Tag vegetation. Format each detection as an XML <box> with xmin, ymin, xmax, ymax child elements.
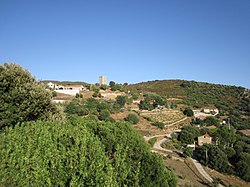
<box><xmin>139</xmin><ymin>92</ymin><xmax>167</xmax><ymax>110</ymax></box>
<box><xmin>153</xmin><ymin>121</ymin><xmax>165</xmax><ymax>129</ymax></box>
<box><xmin>116</xmin><ymin>95</ymin><xmax>128</xmax><ymax>108</ymax></box>
<box><xmin>0</xmin><ymin>63</ymin><xmax>56</xmax><ymax>129</ymax></box>
<box><xmin>183</xmin><ymin>108</ymin><xmax>194</xmax><ymax>117</ymax></box>
<box><xmin>128</xmin><ymin>80</ymin><xmax>250</xmax><ymax>130</ymax></box>
<box><xmin>124</xmin><ymin>114</ymin><xmax>139</xmax><ymax>124</ymax></box>
<box><xmin>0</xmin><ymin>118</ymin><xmax>177</xmax><ymax>186</ymax></box>
<box><xmin>178</xmin><ymin>125</ymin><xmax>250</xmax><ymax>181</ymax></box>
<box><xmin>148</xmin><ymin>137</ymin><xmax>157</xmax><ymax>147</ymax></box>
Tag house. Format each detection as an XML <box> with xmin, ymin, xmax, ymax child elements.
<box><xmin>47</xmin><ymin>82</ymin><xmax>64</xmax><ymax>90</ymax></box>
<box><xmin>202</xmin><ymin>108</ymin><xmax>219</xmax><ymax>114</ymax></box>
<box><xmin>196</xmin><ymin>115</ymin><xmax>208</xmax><ymax>120</ymax></box>
<box><xmin>63</xmin><ymin>85</ymin><xmax>86</xmax><ymax>91</ymax></box>
<box><xmin>148</xmin><ymin>100</ymin><xmax>155</xmax><ymax>105</ymax></box>
<box><xmin>48</xmin><ymin>82</ymin><xmax>55</xmax><ymax>89</ymax></box>
<box><xmin>197</xmin><ymin>133</ymin><xmax>212</xmax><ymax>146</ymax></box>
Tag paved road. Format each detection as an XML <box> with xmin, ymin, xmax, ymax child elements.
<box><xmin>146</xmin><ymin>134</ymin><xmax>224</xmax><ymax>187</ymax></box>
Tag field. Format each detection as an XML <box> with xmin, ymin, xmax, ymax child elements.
<box><xmin>140</xmin><ymin>109</ymin><xmax>186</xmax><ymax>125</ymax></box>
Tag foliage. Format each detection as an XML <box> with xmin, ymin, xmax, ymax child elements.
<box><xmin>148</xmin><ymin>137</ymin><xmax>157</xmax><ymax>147</ymax></box>
<box><xmin>235</xmin><ymin>153</ymin><xmax>250</xmax><ymax>181</ymax></box>
<box><xmin>178</xmin><ymin>126</ymin><xmax>200</xmax><ymax>144</ymax></box>
<box><xmin>183</xmin><ymin>147</ymin><xmax>193</xmax><ymax>158</ymax></box>
<box><xmin>139</xmin><ymin>92</ymin><xmax>167</xmax><ymax>110</ymax></box>
<box><xmin>213</xmin><ymin>126</ymin><xmax>236</xmax><ymax>147</ymax></box>
<box><xmin>194</xmin><ymin>144</ymin><xmax>228</xmax><ymax>173</ymax></box>
<box><xmin>100</xmin><ymin>84</ymin><xmax>108</xmax><ymax>90</ymax></box>
<box><xmin>116</xmin><ymin>95</ymin><xmax>128</xmax><ymax>108</ymax></box>
<box><xmin>130</xmin><ymin>91</ymin><xmax>139</xmax><ymax>100</ymax></box>
<box><xmin>109</xmin><ymin>81</ymin><xmax>116</xmax><ymax>87</ymax></box>
<box><xmin>127</xmin><ymin>80</ymin><xmax>250</xmax><ymax>130</ymax></box>
<box><xmin>64</xmin><ymin>98</ymin><xmax>114</xmax><ymax>122</ymax></box>
<box><xmin>153</xmin><ymin>121</ymin><xmax>165</xmax><ymax>129</ymax></box>
<box><xmin>183</xmin><ymin>108</ymin><xmax>194</xmax><ymax>117</ymax></box>
<box><xmin>203</xmin><ymin>116</ymin><xmax>220</xmax><ymax>126</ymax></box>
<box><xmin>98</xmin><ymin>109</ymin><xmax>111</xmax><ymax>121</ymax></box>
<box><xmin>0</xmin><ymin>118</ymin><xmax>177</xmax><ymax>186</ymax></box>
<box><xmin>0</xmin><ymin>63</ymin><xmax>56</xmax><ymax>129</ymax></box>
<box><xmin>52</xmin><ymin>91</ymin><xmax>57</xmax><ymax>97</ymax></box>
<box><xmin>75</xmin><ymin>93</ymin><xmax>83</xmax><ymax>98</ymax></box>
<box><xmin>124</xmin><ymin>114</ymin><xmax>139</xmax><ymax>124</ymax></box>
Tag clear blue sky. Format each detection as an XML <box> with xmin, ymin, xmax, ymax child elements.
<box><xmin>1</xmin><ymin>0</ymin><xmax>250</xmax><ymax>88</ymax></box>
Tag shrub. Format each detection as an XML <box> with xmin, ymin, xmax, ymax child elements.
<box><xmin>148</xmin><ymin>137</ymin><xmax>157</xmax><ymax>147</ymax></box>
<box><xmin>124</xmin><ymin>114</ymin><xmax>139</xmax><ymax>124</ymax></box>
<box><xmin>153</xmin><ymin>122</ymin><xmax>165</xmax><ymax>129</ymax></box>
<box><xmin>183</xmin><ymin>108</ymin><xmax>194</xmax><ymax>117</ymax></box>
<box><xmin>0</xmin><ymin>63</ymin><xmax>56</xmax><ymax>129</ymax></box>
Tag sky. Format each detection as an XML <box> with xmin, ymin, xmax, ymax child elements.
<box><xmin>0</xmin><ymin>0</ymin><xmax>250</xmax><ymax>88</ymax></box>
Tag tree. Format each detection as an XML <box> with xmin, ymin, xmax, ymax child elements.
<box><xmin>235</xmin><ymin>153</ymin><xmax>250</xmax><ymax>181</ymax></box>
<box><xmin>195</xmin><ymin>144</ymin><xmax>228</xmax><ymax>172</ymax></box>
<box><xmin>0</xmin><ymin>120</ymin><xmax>116</xmax><ymax>186</ymax></box>
<box><xmin>178</xmin><ymin>126</ymin><xmax>199</xmax><ymax>144</ymax></box>
<box><xmin>64</xmin><ymin>99</ymin><xmax>88</xmax><ymax>116</ymax></box>
<box><xmin>116</xmin><ymin>95</ymin><xmax>127</xmax><ymax>108</ymax></box>
<box><xmin>100</xmin><ymin>84</ymin><xmax>108</xmax><ymax>90</ymax></box>
<box><xmin>183</xmin><ymin>108</ymin><xmax>194</xmax><ymax>117</ymax></box>
<box><xmin>0</xmin><ymin>63</ymin><xmax>56</xmax><ymax>129</ymax></box>
<box><xmin>213</xmin><ymin>126</ymin><xmax>236</xmax><ymax>147</ymax></box>
<box><xmin>99</xmin><ymin>109</ymin><xmax>111</xmax><ymax>121</ymax></box>
<box><xmin>52</xmin><ymin>91</ymin><xmax>57</xmax><ymax>97</ymax></box>
<box><xmin>183</xmin><ymin>147</ymin><xmax>193</xmax><ymax>158</ymax></box>
<box><xmin>203</xmin><ymin>116</ymin><xmax>220</xmax><ymax>126</ymax></box>
<box><xmin>109</xmin><ymin>81</ymin><xmax>116</xmax><ymax>87</ymax></box>
<box><xmin>124</xmin><ymin>114</ymin><xmax>139</xmax><ymax>124</ymax></box>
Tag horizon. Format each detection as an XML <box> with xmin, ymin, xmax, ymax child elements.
<box><xmin>40</xmin><ymin>77</ymin><xmax>249</xmax><ymax>89</ymax></box>
<box><xmin>1</xmin><ymin>1</ymin><xmax>250</xmax><ymax>88</ymax></box>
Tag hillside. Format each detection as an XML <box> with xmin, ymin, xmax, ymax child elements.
<box><xmin>128</xmin><ymin>80</ymin><xmax>250</xmax><ymax>129</ymax></box>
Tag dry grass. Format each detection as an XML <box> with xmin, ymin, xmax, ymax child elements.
<box><xmin>204</xmin><ymin>167</ymin><xmax>250</xmax><ymax>187</ymax></box>
<box><xmin>164</xmin><ymin>158</ymin><xmax>208</xmax><ymax>187</ymax></box>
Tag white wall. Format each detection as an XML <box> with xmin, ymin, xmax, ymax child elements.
<box><xmin>55</xmin><ymin>90</ymin><xmax>79</xmax><ymax>96</ymax></box>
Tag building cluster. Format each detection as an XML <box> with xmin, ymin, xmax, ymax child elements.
<box><xmin>47</xmin><ymin>82</ymin><xmax>87</xmax><ymax>91</ymax></box>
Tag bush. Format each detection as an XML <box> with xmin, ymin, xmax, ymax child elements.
<box><xmin>0</xmin><ymin>63</ymin><xmax>56</xmax><ymax>129</ymax></box>
<box><xmin>98</xmin><ymin>109</ymin><xmax>110</xmax><ymax>121</ymax></box>
<box><xmin>0</xmin><ymin>118</ymin><xmax>177</xmax><ymax>186</ymax></box>
<box><xmin>124</xmin><ymin>114</ymin><xmax>139</xmax><ymax>124</ymax></box>
<box><xmin>148</xmin><ymin>137</ymin><xmax>157</xmax><ymax>147</ymax></box>
<box><xmin>153</xmin><ymin>122</ymin><xmax>165</xmax><ymax>129</ymax></box>
<box><xmin>183</xmin><ymin>108</ymin><xmax>194</xmax><ymax>117</ymax></box>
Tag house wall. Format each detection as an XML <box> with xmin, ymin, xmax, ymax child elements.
<box><xmin>55</xmin><ymin>90</ymin><xmax>80</xmax><ymax>96</ymax></box>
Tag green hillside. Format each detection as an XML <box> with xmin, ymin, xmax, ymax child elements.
<box><xmin>128</xmin><ymin>80</ymin><xmax>250</xmax><ymax>129</ymax></box>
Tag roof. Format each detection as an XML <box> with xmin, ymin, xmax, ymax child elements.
<box><xmin>198</xmin><ymin>133</ymin><xmax>211</xmax><ymax>138</ymax></box>
<box><xmin>239</xmin><ymin>129</ymin><xmax>250</xmax><ymax>136</ymax></box>
<box><xmin>196</xmin><ymin>115</ymin><xmax>207</xmax><ymax>120</ymax></box>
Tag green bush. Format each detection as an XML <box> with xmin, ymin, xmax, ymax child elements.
<box><xmin>0</xmin><ymin>63</ymin><xmax>56</xmax><ymax>129</ymax></box>
<box><xmin>148</xmin><ymin>137</ymin><xmax>157</xmax><ymax>147</ymax></box>
<box><xmin>124</xmin><ymin>114</ymin><xmax>139</xmax><ymax>124</ymax></box>
<box><xmin>183</xmin><ymin>108</ymin><xmax>194</xmax><ymax>117</ymax></box>
<box><xmin>0</xmin><ymin>118</ymin><xmax>177</xmax><ymax>186</ymax></box>
<box><xmin>153</xmin><ymin>122</ymin><xmax>165</xmax><ymax>129</ymax></box>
